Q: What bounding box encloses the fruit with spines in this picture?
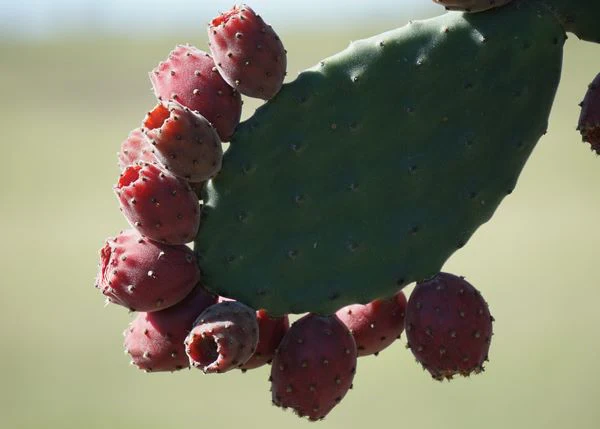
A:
[578,72,600,153]
[270,314,357,421]
[404,272,493,381]
[195,1,565,316]
[95,228,200,312]
[143,101,222,182]
[208,4,287,100]
[184,300,259,373]
[217,296,290,369]
[118,128,156,171]
[335,290,407,357]
[149,44,242,141]
[124,285,217,372]
[115,162,200,244]
[241,309,289,371]
[432,0,513,12]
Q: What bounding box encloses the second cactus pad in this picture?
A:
[196,2,564,316]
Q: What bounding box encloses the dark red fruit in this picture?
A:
[95,228,200,312]
[118,128,156,171]
[149,44,242,141]
[143,101,222,182]
[578,72,600,153]
[335,290,407,357]
[270,314,357,421]
[208,4,287,100]
[184,301,259,373]
[241,309,289,371]
[124,285,217,372]
[404,272,494,381]
[115,162,200,244]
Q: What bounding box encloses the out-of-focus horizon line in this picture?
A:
[0,0,437,40]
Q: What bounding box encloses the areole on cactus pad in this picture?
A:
[195,0,565,316]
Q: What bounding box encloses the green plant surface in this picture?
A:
[541,0,600,43]
[197,2,564,315]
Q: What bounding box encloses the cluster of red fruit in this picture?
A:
[95,4,494,421]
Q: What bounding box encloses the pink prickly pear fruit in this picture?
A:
[240,309,290,371]
[208,4,287,100]
[124,285,217,372]
[95,228,200,312]
[149,44,242,141]
[404,272,494,381]
[143,101,222,182]
[335,290,407,357]
[578,72,600,153]
[184,301,259,373]
[433,0,513,12]
[270,314,357,421]
[118,128,156,171]
[115,162,200,244]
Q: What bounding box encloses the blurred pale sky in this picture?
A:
[1,0,436,39]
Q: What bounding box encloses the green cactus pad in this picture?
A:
[195,1,564,316]
[540,0,600,43]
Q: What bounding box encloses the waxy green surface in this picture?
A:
[196,1,565,315]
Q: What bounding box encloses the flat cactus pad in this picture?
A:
[196,2,565,316]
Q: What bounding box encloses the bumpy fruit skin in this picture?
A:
[404,272,493,381]
[240,309,289,371]
[433,0,513,12]
[184,301,259,373]
[143,101,222,182]
[577,73,600,153]
[335,290,407,357]
[95,228,200,312]
[270,314,357,421]
[115,163,200,244]
[208,4,286,100]
[149,44,242,141]
[118,128,156,171]
[124,285,217,372]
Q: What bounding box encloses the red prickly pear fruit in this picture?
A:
[124,285,217,372]
[216,296,289,370]
[95,228,200,312]
[404,272,494,381]
[270,314,357,421]
[149,44,242,141]
[433,0,513,12]
[115,162,200,244]
[578,72,600,153]
[143,101,222,182]
[184,301,259,373]
[240,309,290,371]
[335,290,407,357]
[118,128,156,171]
[208,4,287,100]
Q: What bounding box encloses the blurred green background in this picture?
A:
[1,2,600,428]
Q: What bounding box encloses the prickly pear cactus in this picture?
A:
[196,0,565,316]
[539,0,600,43]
